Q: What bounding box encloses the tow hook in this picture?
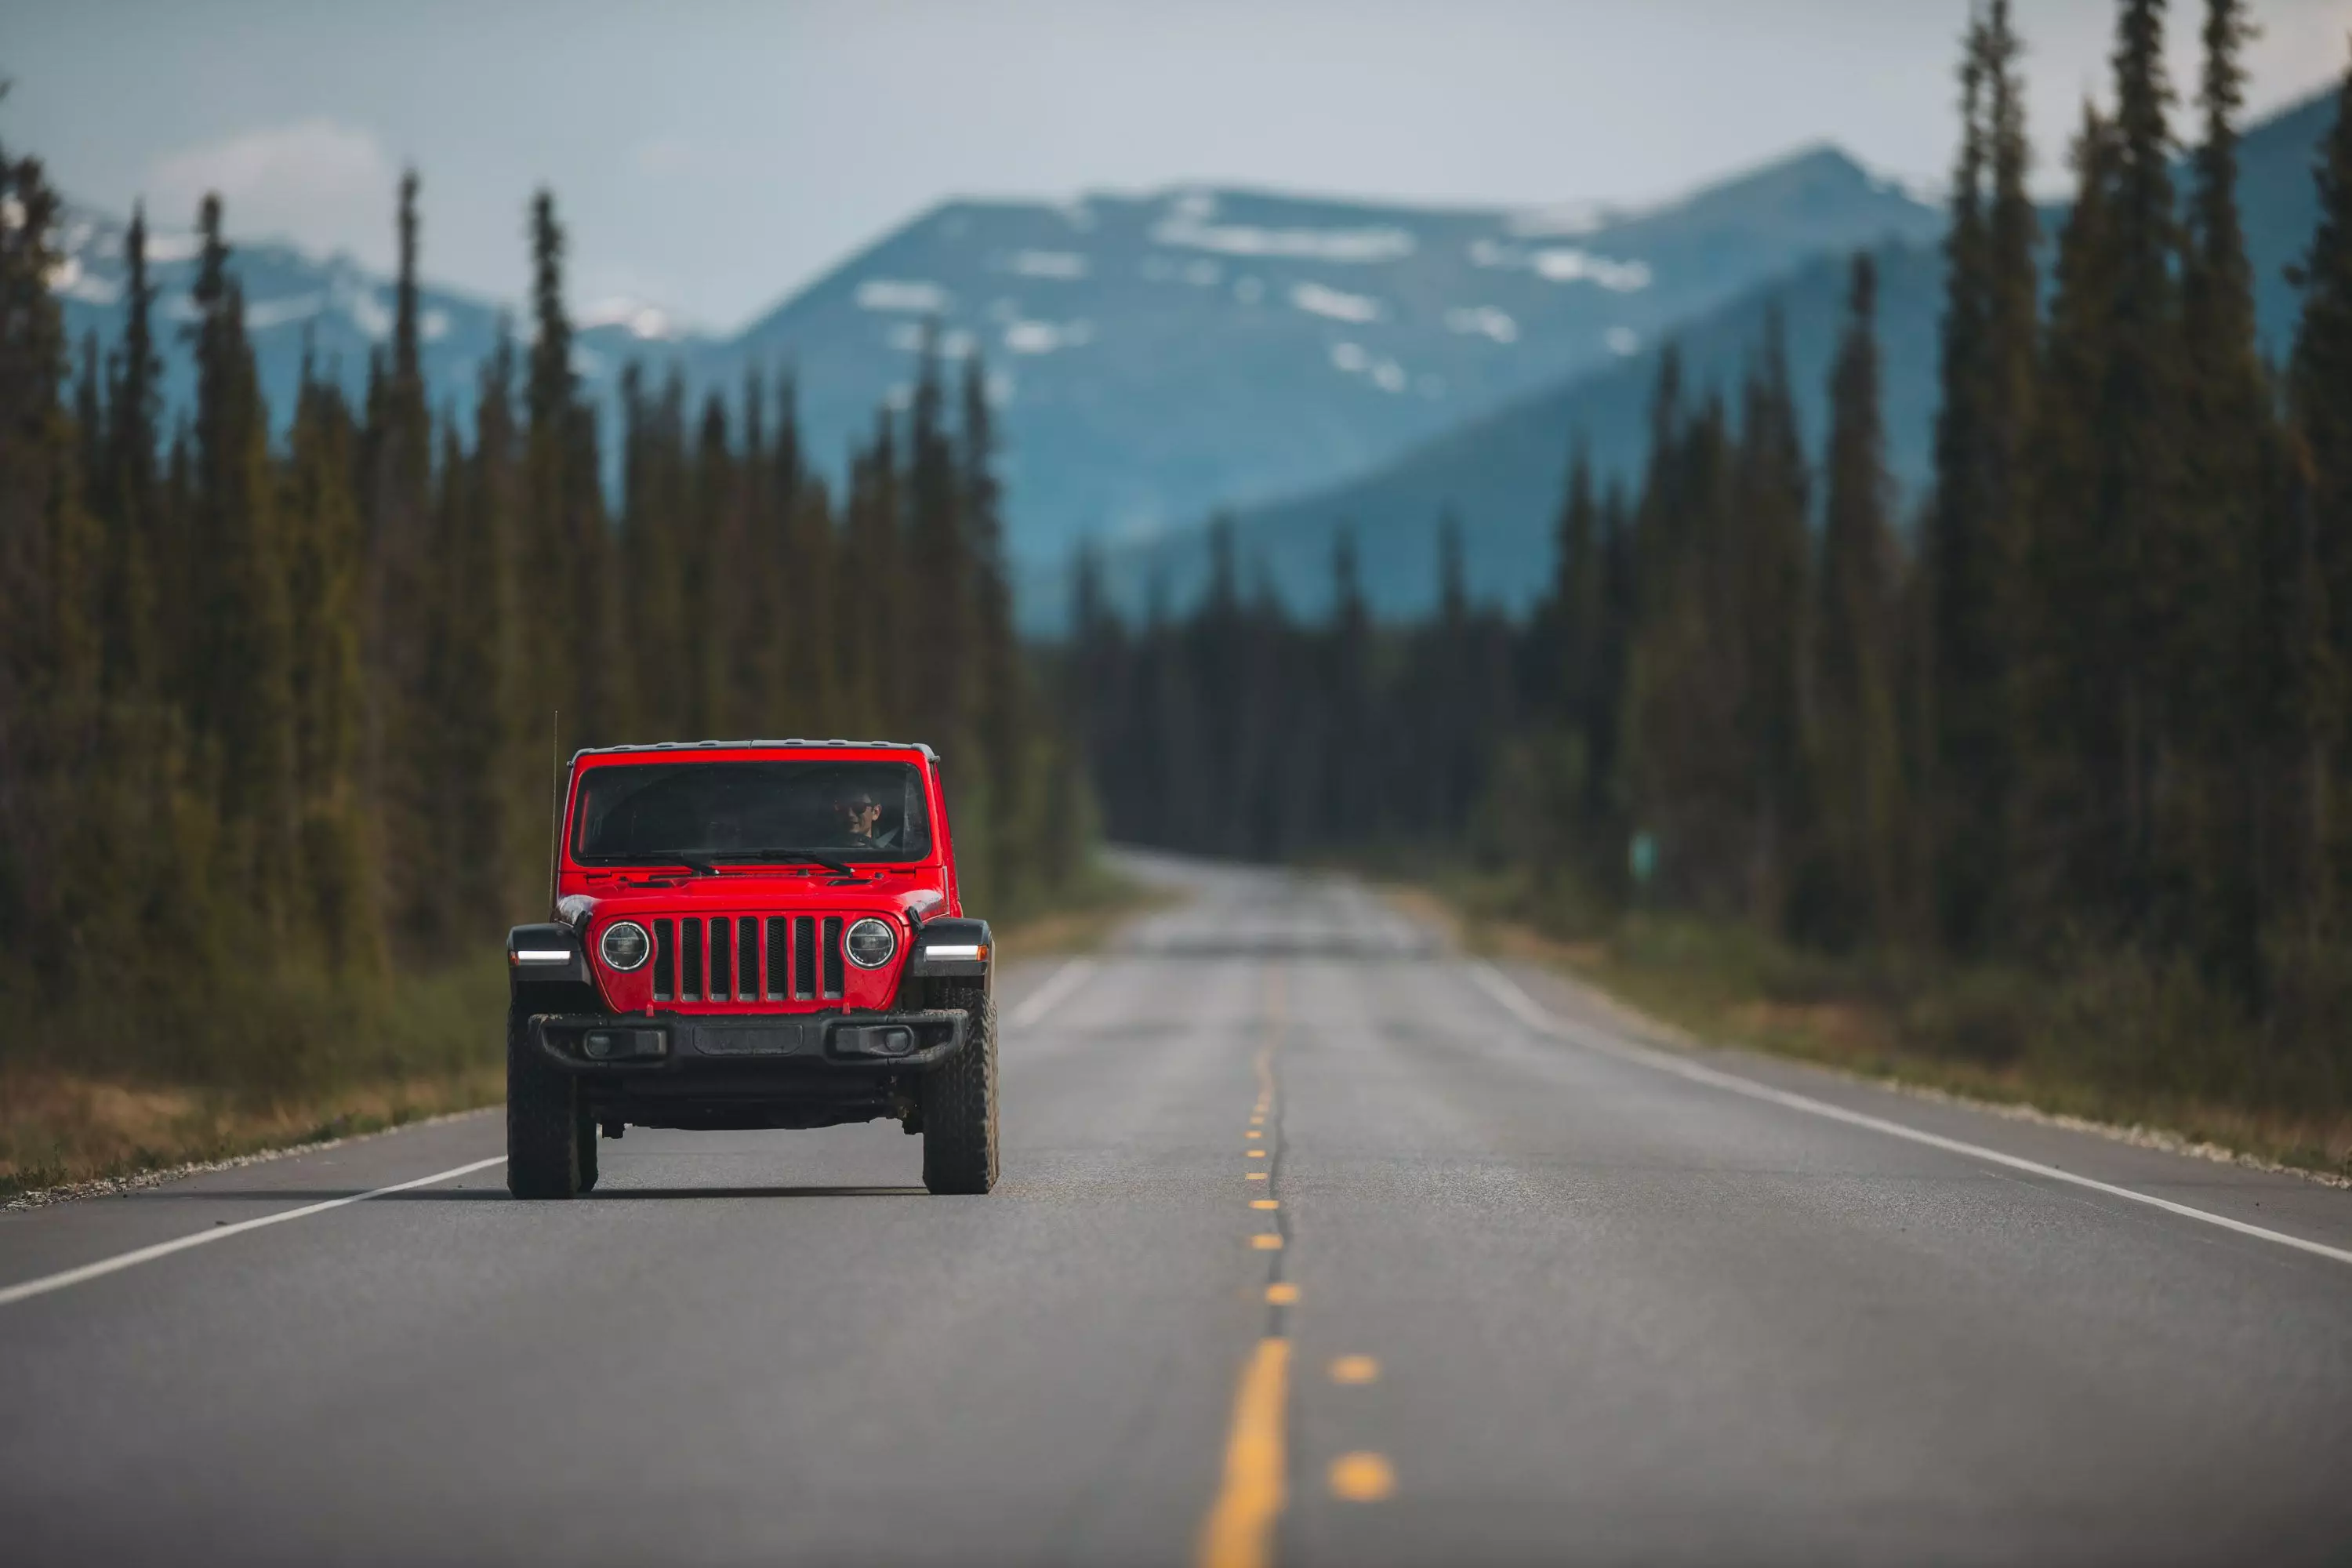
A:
[894,1090,923,1135]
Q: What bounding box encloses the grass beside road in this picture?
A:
[1400,870,2352,1185]
[0,855,1168,1200]
[0,961,510,1201]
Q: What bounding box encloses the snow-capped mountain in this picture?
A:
[721,147,1941,564]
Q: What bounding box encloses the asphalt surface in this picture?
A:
[4,855,2350,1566]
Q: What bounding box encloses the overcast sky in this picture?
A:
[7,0,2348,332]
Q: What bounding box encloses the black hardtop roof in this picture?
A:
[572,739,938,764]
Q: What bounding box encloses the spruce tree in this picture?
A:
[2286,45,2352,930]
[2018,102,2123,934]
[101,201,161,697]
[774,368,844,731]
[1798,253,1904,948]
[1327,526,1374,845]
[905,331,968,755]
[187,193,299,929]
[2292,47,2352,722]
[2103,0,2185,921]
[1737,310,1811,929]
[2175,0,2273,986]
[365,168,438,951]
[281,368,381,974]
[1926,10,2009,950]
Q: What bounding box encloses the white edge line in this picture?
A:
[1468,961,2352,1270]
[0,1155,510,1308]
[1008,956,1097,1030]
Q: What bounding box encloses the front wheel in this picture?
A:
[920,985,998,1194]
[507,1001,582,1199]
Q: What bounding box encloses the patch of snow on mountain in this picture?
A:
[145,230,203,264]
[1327,339,1406,392]
[49,255,122,305]
[420,308,451,343]
[1605,326,1640,355]
[887,321,978,357]
[583,297,684,339]
[1004,318,1094,354]
[1007,249,1089,280]
[1470,238,1650,291]
[1533,248,1652,291]
[1292,281,1381,323]
[1443,305,1518,343]
[246,292,324,330]
[856,279,952,314]
[336,277,392,339]
[1154,203,1415,264]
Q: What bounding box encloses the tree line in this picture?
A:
[1,154,1086,1030]
[1073,0,2352,1075]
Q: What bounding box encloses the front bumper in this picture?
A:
[529,1008,968,1075]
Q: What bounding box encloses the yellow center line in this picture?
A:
[1197,1338,1291,1568]
[1328,1451,1395,1502]
[1200,965,1291,1568]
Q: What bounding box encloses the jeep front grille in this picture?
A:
[649,915,848,1005]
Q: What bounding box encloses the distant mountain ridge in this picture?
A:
[50,143,1941,572]
[1061,84,2339,625]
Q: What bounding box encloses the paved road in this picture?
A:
[4,858,2350,1566]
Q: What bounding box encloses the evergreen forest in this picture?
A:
[1,151,1087,1178]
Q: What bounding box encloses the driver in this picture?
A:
[826,786,897,850]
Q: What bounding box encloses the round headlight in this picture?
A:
[844,917,898,969]
[599,920,651,971]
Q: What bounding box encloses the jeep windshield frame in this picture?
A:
[569,758,935,868]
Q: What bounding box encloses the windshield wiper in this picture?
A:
[709,850,858,876]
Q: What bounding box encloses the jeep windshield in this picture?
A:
[572,760,933,866]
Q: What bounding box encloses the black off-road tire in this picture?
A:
[506,1001,582,1200]
[920,985,998,1195]
[575,1107,600,1193]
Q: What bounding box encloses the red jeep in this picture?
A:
[504,740,996,1198]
